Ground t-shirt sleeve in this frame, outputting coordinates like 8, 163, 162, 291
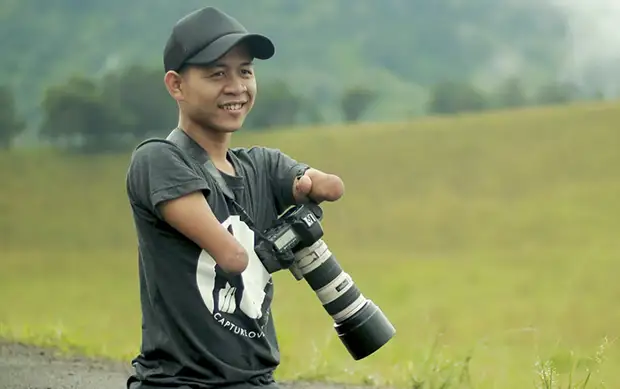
258, 147, 310, 213
126, 140, 211, 220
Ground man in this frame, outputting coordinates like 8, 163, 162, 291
125, 6, 345, 389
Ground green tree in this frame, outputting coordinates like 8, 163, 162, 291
427, 81, 488, 115
244, 80, 305, 130
494, 77, 529, 109
39, 76, 128, 153
0, 85, 26, 149
535, 81, 579, 106
101, 65, 178, 140
341, 86, 378, 122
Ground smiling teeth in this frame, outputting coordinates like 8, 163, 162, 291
223, 103, 243, 110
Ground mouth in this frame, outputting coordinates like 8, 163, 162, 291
219, 102, 247, 112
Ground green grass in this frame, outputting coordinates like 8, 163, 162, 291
2, 101, 620, 388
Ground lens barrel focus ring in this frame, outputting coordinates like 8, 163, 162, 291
294, 240, 365, 323
292, 239, 396, 361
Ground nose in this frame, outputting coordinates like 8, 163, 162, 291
223, 78, 247, 95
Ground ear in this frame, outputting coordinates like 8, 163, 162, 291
164, 71, 185, 101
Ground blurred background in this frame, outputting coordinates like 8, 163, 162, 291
1, 1, 620, 389
3, 0, 620, 146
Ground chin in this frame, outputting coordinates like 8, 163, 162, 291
219, 127, 241, 133
220, 112, 250, 131
215, 119, 246, 133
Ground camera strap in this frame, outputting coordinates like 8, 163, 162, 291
164, 128, 275, 246
166, 128, 236, 201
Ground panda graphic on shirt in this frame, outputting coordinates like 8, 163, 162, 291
196, 215, 273, 338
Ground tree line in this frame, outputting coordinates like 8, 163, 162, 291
0, 64, 603, 153
5, 0, 571, 130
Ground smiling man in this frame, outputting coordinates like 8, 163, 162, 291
125, 6, 345, 389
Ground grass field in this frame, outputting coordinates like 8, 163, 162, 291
1, 101, 620, 388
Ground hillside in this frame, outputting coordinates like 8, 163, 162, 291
2, 0, 571, 127
2, 101, 620, 388
2, 101, 619, 250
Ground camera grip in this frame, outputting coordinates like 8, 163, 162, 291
254, 241, 295, 274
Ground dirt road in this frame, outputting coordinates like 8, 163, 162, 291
0, 341, 374, 389
0, 341, 131, 389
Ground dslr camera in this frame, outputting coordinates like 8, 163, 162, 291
254, 202, 396, 360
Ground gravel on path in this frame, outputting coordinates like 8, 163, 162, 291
0, 341, 378, 389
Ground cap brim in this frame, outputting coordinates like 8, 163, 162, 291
185, 33, 275, 66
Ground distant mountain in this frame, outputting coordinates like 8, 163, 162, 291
1, 0, 571, 126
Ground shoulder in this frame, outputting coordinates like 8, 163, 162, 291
131, 139, 183, 163
126, 138, 203, 194
229, 146, 286, 164
128, 139, 192, 172
126, 138, 212, 211
229, 145, 267, 157
229, 146, 266, 165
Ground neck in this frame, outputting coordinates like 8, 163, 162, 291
178, 116, 231, 166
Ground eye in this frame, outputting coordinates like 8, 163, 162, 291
241, 69, 254, 76
210, 71, 225, 78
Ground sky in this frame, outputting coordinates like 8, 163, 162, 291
552, 0, 620, 97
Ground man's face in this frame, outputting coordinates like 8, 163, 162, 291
166, 43, 257, 133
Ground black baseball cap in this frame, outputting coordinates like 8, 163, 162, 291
163, 7, 275, 72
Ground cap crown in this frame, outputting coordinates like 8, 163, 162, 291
163, 7, 247, 72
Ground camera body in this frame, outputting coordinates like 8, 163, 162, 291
254, 202, 324, 275
254, 202, 396, 361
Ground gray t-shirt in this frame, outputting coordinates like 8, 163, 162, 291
125, 133, 309, 389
